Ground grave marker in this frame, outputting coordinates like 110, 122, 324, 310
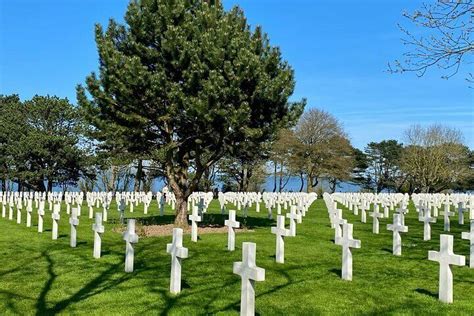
233, 242, 265, 316
92, 212, 105, 259
225, 210, 240, 251
166, 228, 188, 294
387, 213, 408, 256
335, 222, 361, 281
123, 219, 139, 272
461, 220, 474, 268
428, 234, 465, 303
69, 207, 80, 248
271, 215, 291, 263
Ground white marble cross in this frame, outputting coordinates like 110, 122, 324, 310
69, 207, 80, 248
188, 206, 201, 242
233, 242, 265, 316
461, 220, 474, 268
118, 198, 126, 224
428, 234, 465, 303
335, 222, 361, 281
16, 201, 22, 224
88, 201, 94, 219
286, 206, 301, 237
166, 228, 188, 294
383, 205, 389, 218
92, 212, 105, 259
8, 200, 13, 220
369, 204, 383, 234
1, 197, 5, 218
387, 213, 408, 256
360, 203, 367, 223
123, 219, 139, 272
457, 202, 465, 225
225, 210, 240, 251
395, 207, 407, 226
26, 199, 33, 227
38, 201, 45, 233
333, 209, 346, 240
271, 215, 291, 263
441, 204, 455, 232
52, 204, 61, 240
420, 208, 436, 241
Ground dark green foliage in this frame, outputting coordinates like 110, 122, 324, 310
0, 95, 90, 191
78, 0, 304, 224
364, 140, 404, 193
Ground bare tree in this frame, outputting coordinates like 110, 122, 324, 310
390, 0, 473, 84
401, 124, 470, 192
294, 109, 351, 192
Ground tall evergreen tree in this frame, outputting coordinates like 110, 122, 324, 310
78, 0, 304, 226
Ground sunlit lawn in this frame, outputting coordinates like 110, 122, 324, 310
0, 198, 473, 315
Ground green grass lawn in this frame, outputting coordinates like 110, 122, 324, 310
0, 198, 473, 315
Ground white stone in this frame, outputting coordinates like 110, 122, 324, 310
38, 201, 45, 233
52, 204, 60, 240
360, 204, 367, 223
387, 213, 408, 256
333, 209, 346, 240
233, 242, 265, 316
69, 207, 80, 247
286, 206, 301, 237
26, 200, 33, 227
92, 212, 105, 258
428, 234, 465, 303
461, 220, 474, 268
271, 215, 291, 263
16, 202, 22, 224
166, 228, 188, 294
123, 219, 139, 272
8, 200, 13, 220
441, 203, 455, 232
457, 202, 465, 225
188, 206, 201, 242
225, 210, 240, 251
369, 204, 383, 234
420, 208, 436, 241
335, 222, 361, 281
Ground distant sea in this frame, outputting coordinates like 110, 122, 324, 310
8, 176, 361, 193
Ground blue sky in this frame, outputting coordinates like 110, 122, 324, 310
1, 0, 472, 149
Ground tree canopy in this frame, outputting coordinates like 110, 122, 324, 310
78, 0, 304, 225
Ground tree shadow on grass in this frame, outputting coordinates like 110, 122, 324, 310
329, 268, 341, 278
414, 288, 438, 299
34, 250, 133, 315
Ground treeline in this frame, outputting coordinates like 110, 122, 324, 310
1, 94, 471, 194
218, 110, 473, 194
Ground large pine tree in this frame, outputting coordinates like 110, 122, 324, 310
78, 0, 304, 226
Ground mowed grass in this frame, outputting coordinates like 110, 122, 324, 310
0, 198, 473, 315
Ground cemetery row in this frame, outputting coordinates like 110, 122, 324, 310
0, 190, 317, 316
1, 190, 472, 313
324, 192, 473, 305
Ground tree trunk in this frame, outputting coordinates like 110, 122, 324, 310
272, 162, 277, 192
174, 193, 189, 227
47, 178, 53, 192
242, 166, 248, 192
299, 173, 304, 192
134, 159, 143, 191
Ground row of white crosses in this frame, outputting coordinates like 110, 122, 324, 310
185, 192, 316, 315
329, 192, 473, 304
